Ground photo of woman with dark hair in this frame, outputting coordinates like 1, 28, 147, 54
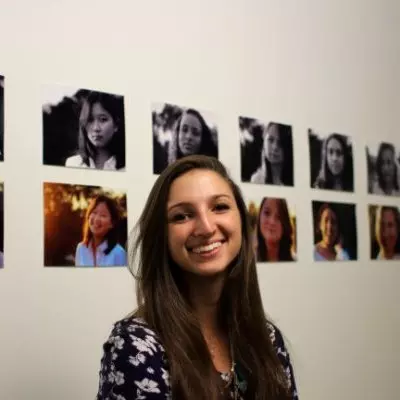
309, 131, 354, 192
367, 142, 400, 196
152, 103, 218, 174
43, 183, 127, 267
256, 197, 296, 262
75, 194, 127, 267
312, 201, 357, 261
42, 87, 125, 170
66, 91, 125, 170
240, 118, 293, 186
370, 205, 400, 260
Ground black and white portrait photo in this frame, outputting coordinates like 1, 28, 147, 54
42, 86, 125, 171
366, 142, 400, 196
239, 117, 294, 186
152, 102, 218, 174
309, 130, 354, 192
0, 75, 4, 162
312, 201, 357, 262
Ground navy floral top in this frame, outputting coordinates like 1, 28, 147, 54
96, 317, 299, 399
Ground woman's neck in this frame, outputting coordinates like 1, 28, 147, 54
332, 177, 343, 190
265, 241, 279, 261
91, 236, 104, 248
93, 149, 112, 169
270, 163, 282, 184
186, 273, 225, 333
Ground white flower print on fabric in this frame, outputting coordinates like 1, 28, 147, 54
135, 378, 161, 393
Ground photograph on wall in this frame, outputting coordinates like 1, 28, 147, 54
369, 204, 400, 260
240, 117, 294, 186
0, 75, 4, 161
366, 142, 400, 196
0, 183, 3, 268
152, 102, 219, 174
42, 86, 125, 171
309, 130, 354, 192
247, 196, 297, 262
312, 201, 357, 261
43, 182, 127, 267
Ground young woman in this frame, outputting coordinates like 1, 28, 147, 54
370, 143, 400, 196
374, 206, 400, 260
257, 197, 296, 262
75, 195, 126, 267
250, 122, 294, 186
65, 91, 125, 170
167, 108, 218, 165
96, 155, 298, 399
313, 134, 353, 191
313, 203, 350, 261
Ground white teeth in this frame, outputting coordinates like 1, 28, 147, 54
192, 242, 222, 254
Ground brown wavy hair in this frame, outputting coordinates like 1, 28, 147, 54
129, 155, 291, 399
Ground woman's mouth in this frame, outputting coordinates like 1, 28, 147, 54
191, 241, 222, 254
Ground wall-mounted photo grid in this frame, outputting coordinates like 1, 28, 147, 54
366, 142, 400, 196
239, 117, 294, 186
309, 129, 354, 192
42, 85, 128, 268
312, 201, 357, 261
152, 102, 219, 174
247, 197, 297, 262
42, 86, 125, 171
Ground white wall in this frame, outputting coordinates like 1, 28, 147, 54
0, 1, 399, 399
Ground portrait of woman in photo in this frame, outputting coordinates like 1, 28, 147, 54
96, 155, 298, 399
367, 143, 400, 196
65, 91, 125, 170
256, 197, 296, 262
371, 205, 400, 260
153, 103, 218, 174
43, 87, 125, 170
245, 121, 294, 186
75, 194, 127, 267
312, 202, 356, 261
310, 132, 354, 192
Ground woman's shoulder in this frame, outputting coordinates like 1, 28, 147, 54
65, 154, 84, 167
250, 166, 265, 184
97, 316, 170, 399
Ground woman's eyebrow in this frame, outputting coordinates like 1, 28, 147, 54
167, 194, 232, 212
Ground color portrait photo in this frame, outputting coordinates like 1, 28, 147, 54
369, 205, 400, 260
312, 201, 357, 261
152, 102, 219, 174
42, 86, 125, 171
43, 183, 127, 267
248, 197, 297, 263
240, 117, 294, 186
366, 142, 400, 196
309, 130, 354, 192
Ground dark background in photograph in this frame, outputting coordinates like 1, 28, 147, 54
312, 201, 357, 260
366, 143, 400, 196
0, 76, 4, 161
368, 205, 400, 259
42, 89, 125, 168
152, 103, 218, 174
43, 183, 127, 267
239, 117, 293, 185
309, 130, 354, 192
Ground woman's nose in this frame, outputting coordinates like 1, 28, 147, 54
193, 213, 215, 236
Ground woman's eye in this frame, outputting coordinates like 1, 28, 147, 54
170, 213, 190, 223
214, 203, 229, 212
